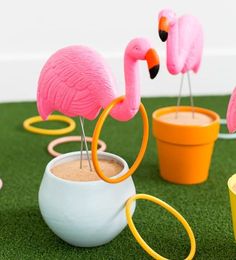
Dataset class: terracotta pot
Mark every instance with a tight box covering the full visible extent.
[152,106,220,184]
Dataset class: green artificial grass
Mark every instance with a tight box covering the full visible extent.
[0,96,236,259]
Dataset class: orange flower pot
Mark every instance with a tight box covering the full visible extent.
[152,106,220,185]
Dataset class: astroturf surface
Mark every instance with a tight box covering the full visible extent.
[0,96,236,260]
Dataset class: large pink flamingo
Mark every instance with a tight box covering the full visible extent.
[158,9,203,112]
[227,88,236,133]
[37,38,159,169]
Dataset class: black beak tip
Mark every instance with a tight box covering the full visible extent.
[149,65,159,79]
[159,30,168,42]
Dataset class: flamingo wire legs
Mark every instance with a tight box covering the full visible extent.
[79,116,92,171]
[176,72,195,118]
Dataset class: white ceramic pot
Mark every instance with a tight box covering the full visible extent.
[38,151,136,247]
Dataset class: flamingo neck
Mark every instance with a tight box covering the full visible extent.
[110,54,140,121]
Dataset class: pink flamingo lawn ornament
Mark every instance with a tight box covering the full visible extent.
[37,38,160,170]
[158,9,203,116]
[227,88,236,133]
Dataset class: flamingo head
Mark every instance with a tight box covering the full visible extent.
[125,38,160,79]
[158,9,177,42]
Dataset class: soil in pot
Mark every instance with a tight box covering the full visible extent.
[51,159,123,182]
[159,111,213,126]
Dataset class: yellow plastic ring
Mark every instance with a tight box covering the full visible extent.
[125,194,196,260]
[92,96,149,184]
[23,115,76,135]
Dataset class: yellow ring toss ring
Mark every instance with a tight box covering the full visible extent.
[23,115,76,135]
[125,194,196,260]
[48,135,107,157]
[92,96,149,184]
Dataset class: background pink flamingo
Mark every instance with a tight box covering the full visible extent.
[227,87,236,133]
[37,38,159,169]
[158,9,203,114]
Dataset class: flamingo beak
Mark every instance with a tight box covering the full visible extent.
[145,48,160,79]
[159,17,169,42]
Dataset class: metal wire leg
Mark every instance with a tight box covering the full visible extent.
[187,71,195,118]
[79,116,92,171]
[80,117,84,169]
[176,73,185,118]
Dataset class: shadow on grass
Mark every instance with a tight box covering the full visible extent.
[0,207,147,260]
[0,207,95,259]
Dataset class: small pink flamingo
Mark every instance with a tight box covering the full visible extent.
[158,9,203,113]
[37,38,159,169]
[227,87,236,133]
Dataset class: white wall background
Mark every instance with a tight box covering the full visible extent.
[0,0,236,101]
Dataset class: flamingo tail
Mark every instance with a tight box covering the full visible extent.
[37,98,53,120]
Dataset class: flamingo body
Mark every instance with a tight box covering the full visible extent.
[158,9,203,75]
[37,46,117,121]
[227,87,236,133]
[37,38,159,122]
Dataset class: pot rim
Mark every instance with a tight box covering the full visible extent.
[152,106,220,129]
[152,106,220,145]
[228,174,236,195]
[45,151,129,185]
